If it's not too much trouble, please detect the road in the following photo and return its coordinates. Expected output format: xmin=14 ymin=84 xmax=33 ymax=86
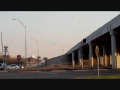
xmin=0 ymin=69 xmax=120 ymax=79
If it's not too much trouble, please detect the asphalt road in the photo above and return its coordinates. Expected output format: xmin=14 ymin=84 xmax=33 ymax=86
xmin=0 ymin=69 xmax=120 ymax=79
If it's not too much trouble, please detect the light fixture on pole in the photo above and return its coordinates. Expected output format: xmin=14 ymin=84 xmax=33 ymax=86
xmin=30 ymin=38 xmax=40 ymax=66
xmin=13 ymin=18 xmax=27 ymax=69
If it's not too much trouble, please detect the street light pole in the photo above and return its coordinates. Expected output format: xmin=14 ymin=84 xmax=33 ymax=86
xmin=30 ymin=38 xmax=39 ymax=66
xmin=30 ymin=38 xmax=39 ymax=57
xmin=13 ymin=19 xmax=27 ymax=69
xmin=0 ymin=32 xmax=4 ymax=63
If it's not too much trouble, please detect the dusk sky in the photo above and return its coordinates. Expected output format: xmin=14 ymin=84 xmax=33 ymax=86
xmin=0 ymin=11 xmax=119 ymax=59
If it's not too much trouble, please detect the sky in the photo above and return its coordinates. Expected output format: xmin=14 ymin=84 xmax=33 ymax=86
xmin=0 ymin=11 xmax=120 ymax=59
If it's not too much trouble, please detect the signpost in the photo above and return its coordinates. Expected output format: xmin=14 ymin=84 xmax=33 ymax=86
xmin=4 ymin=46 xmax=8 ymax=71
xmin=95 ymin=46 xmax=99 ymax=77
xmin=17 ymin=55 xmax=21 ymax=67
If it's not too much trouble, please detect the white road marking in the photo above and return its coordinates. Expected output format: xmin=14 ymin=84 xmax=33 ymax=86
xmin=40 ymin=72 xmax=58 ymax=74
xmin=49 ymin=73 xmax=58 ymax=74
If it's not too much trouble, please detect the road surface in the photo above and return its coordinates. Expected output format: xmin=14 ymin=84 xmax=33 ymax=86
xmin=0 ymin=69 xmax=120 ymax=79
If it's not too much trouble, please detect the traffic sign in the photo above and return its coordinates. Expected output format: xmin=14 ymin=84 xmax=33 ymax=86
xmin=28 ymin=58 xmax=31 ymax=62
xmin=37 ymin=56 xmax=41 ymax=60
xmin=95 ymin=46 xmax=99 ymax=56
xmin=17 ymin=55 xmax=21 ymax=60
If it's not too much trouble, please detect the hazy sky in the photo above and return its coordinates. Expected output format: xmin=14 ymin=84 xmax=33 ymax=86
xmin=0 ymin=11 xmax=119 ymax=59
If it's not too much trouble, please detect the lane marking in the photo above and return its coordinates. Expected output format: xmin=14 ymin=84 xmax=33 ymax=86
xmin=49 ymin=73 xmax=58 ymax=74
xmin=40 ymin=72 xmax=58 ymax=74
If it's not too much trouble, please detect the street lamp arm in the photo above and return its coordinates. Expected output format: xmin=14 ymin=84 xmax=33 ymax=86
xmin=13 ymin=19 xmax=26 ymax=29
xmin=31 ymin=38 xmax=38 ymax=45
xmin=18 ymin=20 xmax=26 ymax=29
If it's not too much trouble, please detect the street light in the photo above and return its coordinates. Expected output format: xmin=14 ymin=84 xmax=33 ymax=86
xmin=0 ymin=32 xmax=4 ymax=63
xmin=30 ymin=38 xmax=39 ymax=57
xmin=13 ymin=18 xmax=27 ymax=69
xmin=30 ymin=38 xmax=40 ymax=66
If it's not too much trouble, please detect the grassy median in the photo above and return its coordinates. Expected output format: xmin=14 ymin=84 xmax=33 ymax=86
xmin=7 ymin=65 xmax=72 ymax=72
xmin=74 ymin=76 xmax=120 ymax=79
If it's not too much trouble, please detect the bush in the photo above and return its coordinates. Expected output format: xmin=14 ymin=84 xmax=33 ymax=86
xmin=0 ymin=55 xmax=25 ymax=65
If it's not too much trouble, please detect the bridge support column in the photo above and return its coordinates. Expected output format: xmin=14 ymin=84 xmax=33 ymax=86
xmin=103 ymin=45 xmax=107 ymax=66
xmin=89 ymin=42 xmax=93 ymax=67
xmin=72 ymin=52 xmax=75 ymax=70
xmin=78 ymin=48 xmax=82 ymax=65
xmin=110 ymin=30 xmax=117 ymax=69
xmin=100 ymin=56 xmax=103 ymax=66
xmin=110 ymin=55 xmax=112 ymax=65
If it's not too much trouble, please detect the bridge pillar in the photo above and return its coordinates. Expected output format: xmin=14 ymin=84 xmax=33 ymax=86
xmin=110 ymin=30 xmax=117 ymax=69
xmin=72 ymin=52 xmax=75 ymax=70
xmin=89 ymin=42 xmax=93 ymax=67
xmin=78 ymin=48 xmax=82 ymax=65
xmin=100 ymin=56 xmax=103 ymax=66
xmin=110 ymin=55 xmax=112 ymax=65
xmin=103 ymin=45 xmax=108 ymax=66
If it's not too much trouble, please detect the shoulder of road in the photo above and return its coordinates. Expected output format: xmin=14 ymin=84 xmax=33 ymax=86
xmin=1 ymin=68 xmax=120 ymax=73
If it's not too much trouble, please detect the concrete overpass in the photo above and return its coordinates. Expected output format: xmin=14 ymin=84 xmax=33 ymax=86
xmin=67 ymin=14 xmax=120 ymax=69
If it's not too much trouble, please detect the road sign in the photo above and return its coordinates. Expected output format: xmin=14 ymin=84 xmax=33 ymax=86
xmin=37 ymin=56 xmax=41 ymax=60
xmin=28 ymin=58 xmax=31 ymax=62
xmin=17 ymin=55 xmax=21 ymax=60
xmin=95 ymin=46 xmax=99 ymax=56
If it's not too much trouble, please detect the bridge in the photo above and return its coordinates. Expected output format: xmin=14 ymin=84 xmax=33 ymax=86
xmin=67 ymin=14 xmax=120 ymax=69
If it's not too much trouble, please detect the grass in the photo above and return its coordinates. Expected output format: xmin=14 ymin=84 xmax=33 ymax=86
xmin=7 ymin=65 xmax=65 ymax=72
xmin=74 ymin=76 xmax=120 ymax=79
xmin=6 ymin=64 xmax=111 ymax=72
